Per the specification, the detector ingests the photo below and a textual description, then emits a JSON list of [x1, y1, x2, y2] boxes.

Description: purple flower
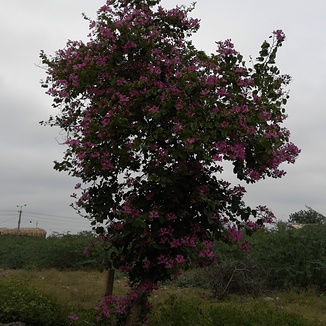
[[273, 29, 285, 42], [68, 314, 79, 322], [149, 210, 159, 219]]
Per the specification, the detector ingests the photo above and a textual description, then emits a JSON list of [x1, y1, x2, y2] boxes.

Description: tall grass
[[1, 269, 325, 325], [2, 226, 326, 324]]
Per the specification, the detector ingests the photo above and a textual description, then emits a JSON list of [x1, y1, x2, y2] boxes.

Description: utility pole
[[17, 204, 26, 235]]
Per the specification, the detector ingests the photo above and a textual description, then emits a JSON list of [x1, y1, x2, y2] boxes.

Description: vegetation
[[0, 232, 101, 270], [1, 224, 326, 324], [0, 269, 324, 325], [0, 277, 68, 326], [148, 295, 317, 326], [288, 206, 326, 224]]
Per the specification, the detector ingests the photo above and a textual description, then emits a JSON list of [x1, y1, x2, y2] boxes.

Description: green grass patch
[[148, 295, 316, 326], [0, 278, 69, 325], [1, 270, 326, 325]]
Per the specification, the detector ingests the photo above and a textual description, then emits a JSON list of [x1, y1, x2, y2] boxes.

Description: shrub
[[248, 225, 326, 291], [0, 279, 69, 326], [0, 235, 44, 269], [0, 232, 103, 270]]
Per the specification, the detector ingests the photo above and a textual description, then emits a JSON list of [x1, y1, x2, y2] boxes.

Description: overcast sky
[[0, 0, 325, 235]]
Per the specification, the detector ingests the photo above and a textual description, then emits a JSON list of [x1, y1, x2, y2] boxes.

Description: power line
[[0, 210, 80, 220], [23, 211, 82, 221], [0, 217, 18, 225]]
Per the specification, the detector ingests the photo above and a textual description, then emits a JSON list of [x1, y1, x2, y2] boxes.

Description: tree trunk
[[125, 296, 145, 326], [125, 281, 152, 326], [104, 269, 115, 296]]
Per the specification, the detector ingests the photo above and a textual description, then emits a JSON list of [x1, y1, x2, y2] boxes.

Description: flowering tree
[[40, 0, 300, 324]]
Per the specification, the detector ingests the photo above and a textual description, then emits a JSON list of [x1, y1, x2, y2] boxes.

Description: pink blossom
[[148, 105, 159, 114], [101, 158, 114, 170], [216, 88, 228, 96], [273, 29, 285, 42], [186, 138, 195, 144], [74, 183, 81, 189], [68, 314, 79, 322], [198, 249, 217, 260], [159, 227, 173, 237], [203, 240, 214, 248], [170, 238, 181, 248], [200, 89, 210, 95], [149, 210, 159, 219], [164, 259, 174, 269], [122, 201, 140, 218], [159, 148, 168, 157], [198, 185, 209, 196], [172, 122, 183, 132], [180, 235, 196, 248], [221, 121, 229, 129], [143, 260, 150, 269], [248, 170, 261, 181], [175, 254, 186, 264], [228, 226, 243, 242], [239, 241, 250, 252], [213, 153, 223, 161], [216, 39, 238, 56], [166, 212, 177, 220], [157, 254, 167, 265], [90, 151, 100, 158]]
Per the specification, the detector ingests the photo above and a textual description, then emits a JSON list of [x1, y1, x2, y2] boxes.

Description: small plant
[[0, 279, 69, 326]]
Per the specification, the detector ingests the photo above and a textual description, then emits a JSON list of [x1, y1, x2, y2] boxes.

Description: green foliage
[[0, 235, 41, 269], [147, 295, 313, 326], [0, 232, 104, 270], [148, 295, 211, 326], [174, 224, 326, 296], [0, 279, 69, 326], [249, 224, 326, 291], [288, 206, 326, 224], [208, 301, 314, 326]]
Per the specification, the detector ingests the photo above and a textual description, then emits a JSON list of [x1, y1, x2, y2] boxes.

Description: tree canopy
[[40, 0, 300, 323], [289, 206, 326, 225]]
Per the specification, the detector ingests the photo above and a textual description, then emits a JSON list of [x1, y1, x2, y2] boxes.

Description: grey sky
[[0, 0, 325, 234]]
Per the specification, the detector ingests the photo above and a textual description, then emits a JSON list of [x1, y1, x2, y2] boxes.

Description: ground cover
[[1, 269, 325, 325]]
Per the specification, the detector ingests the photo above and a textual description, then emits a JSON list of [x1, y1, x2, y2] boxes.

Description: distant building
[[0, 227, 47, 238]]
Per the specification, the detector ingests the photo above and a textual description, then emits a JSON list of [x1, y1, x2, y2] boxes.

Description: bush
[[0, 232, 104, 270], [182, 225, 326, 296], [0, 235, 44, 269], [176, 241, 268, 298], [39, 233, 98, 270], [248, 224, 326, 291], [0, 279, 69, 326]]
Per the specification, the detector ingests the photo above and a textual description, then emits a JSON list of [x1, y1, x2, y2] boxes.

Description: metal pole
[[17, 204, 26, 235]]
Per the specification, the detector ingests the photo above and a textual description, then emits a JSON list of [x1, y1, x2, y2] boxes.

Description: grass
[[1, 269, 326, 325]]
